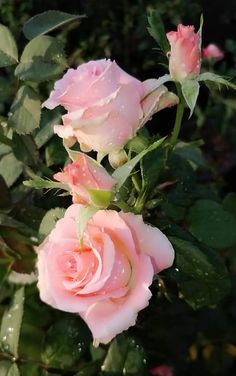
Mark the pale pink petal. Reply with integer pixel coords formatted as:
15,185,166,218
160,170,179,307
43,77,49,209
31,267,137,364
82,254,153,344
54,124,75,139
120,212,175,273
73,111,136,153
91,210,138,261
78,233,115,294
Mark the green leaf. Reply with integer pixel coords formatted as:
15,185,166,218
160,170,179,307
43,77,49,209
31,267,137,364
174,142,208,169
0,24,18,67
179,277,230,310
87,189,113,208
181,80,200,117
0,133,13,148
187,199,236,249
41,316,91,369
23,176,68,191
141,145,167,192
0,213,35,237
34,108,62,148
90,344,106,361
8,86,41,135
19,321,44,361
76,206,98,242
170,237,230,309
126,135,149,153
66,147,101,169
39,208,65,240
0,287,25,357
223,192,236,219
161,202,186,221
74,362,100,376
113,137,166,189
15,36,67,82
45,137,68,167
0,153,23,187
167,153,196,207
198,72,236,90
147,9,170,54
0,361,20,376
171,237,220,280
0,142,11,158
134,145,167,212
12,134,39,166
23,10,86,40
102,334,147,374
0,176,11,209
19,363,47,376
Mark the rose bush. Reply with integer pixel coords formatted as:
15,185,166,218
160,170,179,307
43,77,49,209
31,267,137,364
54,153,116,205
1,6,236,376
43,59,178,154
37,204,174,345
166,24,201,81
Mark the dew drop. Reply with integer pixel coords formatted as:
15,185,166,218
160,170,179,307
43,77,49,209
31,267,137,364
30,236,38,243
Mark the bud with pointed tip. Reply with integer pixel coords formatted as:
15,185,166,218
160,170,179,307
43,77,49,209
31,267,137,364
54,153,116,207
167,24,201,81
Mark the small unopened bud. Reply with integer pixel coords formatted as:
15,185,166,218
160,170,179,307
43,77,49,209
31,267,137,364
108,149,128,169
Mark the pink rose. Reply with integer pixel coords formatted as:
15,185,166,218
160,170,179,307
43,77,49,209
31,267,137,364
37,205,174,345
150,365,173,376
167,24,201,81
202,44,224,61
43,59,178,153
54,153,115,205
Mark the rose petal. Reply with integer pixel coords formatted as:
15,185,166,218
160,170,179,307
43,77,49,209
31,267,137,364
120,212,175,273
82,253,153,344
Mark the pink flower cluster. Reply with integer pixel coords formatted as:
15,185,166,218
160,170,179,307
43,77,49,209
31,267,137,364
38,58,176,345
38,20,222,346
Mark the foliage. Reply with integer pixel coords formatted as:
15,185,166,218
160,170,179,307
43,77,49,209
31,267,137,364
0,1,236,376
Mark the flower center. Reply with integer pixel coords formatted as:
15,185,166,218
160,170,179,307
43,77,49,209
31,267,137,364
59,246,98,291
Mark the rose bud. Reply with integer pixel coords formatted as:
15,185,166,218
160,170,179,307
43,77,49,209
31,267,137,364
54,153,115,207
166,24,201,81
202,44,224,61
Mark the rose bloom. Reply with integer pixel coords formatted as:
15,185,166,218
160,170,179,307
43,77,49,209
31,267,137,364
37,205,174,345
43,59,178,154
202,44,224,61
54,153,115,205
166,24,201,81
150,365,173,376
